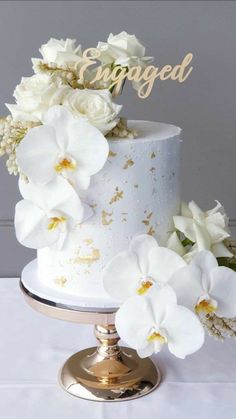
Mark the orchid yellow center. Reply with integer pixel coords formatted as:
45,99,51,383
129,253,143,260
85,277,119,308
137,280,153,295
48,216,66,231
55,158,76,173
195,299,217,315
147,332,167,344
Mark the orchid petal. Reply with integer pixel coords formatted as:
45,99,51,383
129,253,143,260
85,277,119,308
148,247,186,284
102,251,141,301
146,285,177,326
115,295,153,349
162,304,205,358
15,200,59,249
191,250,218,277
66,118,109,175
129,234,159,275
16,125,58,184
41,105,76,147
209,266,236,318
169,265,203,311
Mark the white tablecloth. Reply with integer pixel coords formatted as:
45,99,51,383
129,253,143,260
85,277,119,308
0,278,236,419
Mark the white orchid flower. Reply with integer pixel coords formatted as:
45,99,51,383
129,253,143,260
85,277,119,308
169,250,236,318
116,285,205,359
15,176,92,250
16,105,109,190
102,234,186,302
172,201,232,258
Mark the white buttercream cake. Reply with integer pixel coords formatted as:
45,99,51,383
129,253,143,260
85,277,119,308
37,120,182,298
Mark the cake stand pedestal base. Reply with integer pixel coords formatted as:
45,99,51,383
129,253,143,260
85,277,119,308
59,324,160,401
20,261,161,402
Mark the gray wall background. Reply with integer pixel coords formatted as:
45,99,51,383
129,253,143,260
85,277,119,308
0,0,235,276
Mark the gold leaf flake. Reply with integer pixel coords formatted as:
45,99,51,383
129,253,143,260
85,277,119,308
150,167,156,174
89,203,97,208
148,226,155,236
142,220,150,226
151,152,156,159
108,150,117,158
134,184,139,188
102,210,113,225
109,188,124,204
73,249,100,265
122,218,127,222
147,212,153,220
84,239,93,245
55,276,67,287
123,158,134,170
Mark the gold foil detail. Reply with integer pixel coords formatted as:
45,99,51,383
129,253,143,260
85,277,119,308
109,187,124,204
142,211,153,226
148,226,155,236
150,167,156,174
134,184,139,188
102,210,113,225
84,239,93,245
108,150,117,158
123,158,134,170
55,276,67,287
151,152,156,159
73,249,100,265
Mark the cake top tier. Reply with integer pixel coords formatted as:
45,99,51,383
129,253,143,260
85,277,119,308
108,121,181,143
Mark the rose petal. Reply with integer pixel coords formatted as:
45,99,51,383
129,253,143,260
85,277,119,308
173,216,196,242
166,232,186,257
211,242,233,258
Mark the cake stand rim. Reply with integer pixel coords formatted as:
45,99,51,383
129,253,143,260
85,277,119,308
21,258,120,311
20,280,117,325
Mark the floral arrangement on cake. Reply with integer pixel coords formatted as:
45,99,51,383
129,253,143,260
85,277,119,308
1,32,236,361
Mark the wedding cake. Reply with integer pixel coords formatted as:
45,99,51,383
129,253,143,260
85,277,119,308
37,120,181,298
1,32,236,360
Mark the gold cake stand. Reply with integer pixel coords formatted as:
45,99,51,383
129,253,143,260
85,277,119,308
19,280,161,402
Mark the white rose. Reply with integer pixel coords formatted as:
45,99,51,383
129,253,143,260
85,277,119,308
62,89,122,134
39,38,82,66
97,31,153,68
6,74,71,122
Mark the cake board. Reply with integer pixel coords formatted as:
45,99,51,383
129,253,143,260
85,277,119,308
20,260,161,402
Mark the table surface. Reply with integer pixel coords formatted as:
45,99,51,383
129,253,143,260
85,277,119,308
1,278,236,419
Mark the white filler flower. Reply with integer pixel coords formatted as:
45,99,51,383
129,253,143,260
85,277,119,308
169,250,236,318
97,31,153,68
116,286,205,359
62,89,122,135
16,105,109,190
15,176,92,250
171,200,232,258
103,234,186,302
